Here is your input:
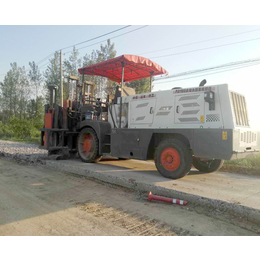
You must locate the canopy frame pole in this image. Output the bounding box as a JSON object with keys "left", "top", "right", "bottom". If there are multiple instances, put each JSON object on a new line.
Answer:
{"left": 150, "top": 72, "right": 154, "bottom": 92}
{"left": 60, "top": 50, "right": 63, "bottom": 107}
{"left": 81, "top": 69, "right": 85, "bottom": 104}
{"left": 119, "top": 62, "right": 124, "bottom": 129}
{"left": 67, "top": 77, "right": 70, "bottom": 99}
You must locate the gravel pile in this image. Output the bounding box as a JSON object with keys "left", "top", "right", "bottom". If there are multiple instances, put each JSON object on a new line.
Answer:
{"left": 0, "top": 140, "right": 48, "bottom": 164}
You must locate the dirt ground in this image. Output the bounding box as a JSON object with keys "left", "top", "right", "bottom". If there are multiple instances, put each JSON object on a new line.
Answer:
{"left": 0, "top": 158, "right": 257, "bottom": 236}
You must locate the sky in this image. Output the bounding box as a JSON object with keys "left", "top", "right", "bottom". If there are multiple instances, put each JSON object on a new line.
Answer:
{"left": 1, "top": 25, "right": 260, "bottom": 128}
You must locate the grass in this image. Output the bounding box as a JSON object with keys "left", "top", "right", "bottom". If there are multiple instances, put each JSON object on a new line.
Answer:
{"left": 225, "top": 154, "right": 260, "bottom": 170}
{"left": 0, "top": 136, "right": 40, "bottom": 145}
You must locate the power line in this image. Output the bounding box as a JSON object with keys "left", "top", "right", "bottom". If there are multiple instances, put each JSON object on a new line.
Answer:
{"left": 139, "top": 27, "right": 260, "bottom": 55}
{"left": 0, "top": 26, "right": 134, "bottom": 77}
{"left": 154, "top": 61, "right": 260, "bottom": 84}
{"left": 36, "top": 26, "right": 133, "bottom": 66}
{"left": 61, "top": 25, "right": 132, "bottom": 51}
{"left": 44, "top": 26, "right": 148, "bottom": 70}
{"left": 149, "top": 36, "right": 260, "bottom": 59}
{"left": 64, "top": 25, "right": 149, "bottom": 54}
{"left": 38, "top": 61, "right": 52, "bottom": 69}
{"left": 36, "top": 52, "right": 56, "bottom": 66}
{"left": 154, "top": 57, "right": 260, "bottom": 81}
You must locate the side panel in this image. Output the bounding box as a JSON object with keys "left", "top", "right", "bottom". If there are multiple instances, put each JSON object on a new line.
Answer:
{"left": 130, "top": 98, "right": 156, "bottom": 125}
{"left": 174, "top": 93, "right": 205, "bottom": 124}
{"left": 193, "top": 129, "right": 233, "bottom": 160}
{"left": 111, "top": 128, "right": 153, "bottom": 159}
{"left": 124, "top": 84, "right": 230, "bottom": 129}
{"left": 110, "top": 128, "right": 194, "bottom": 160}
{"left": 110, "top": 128, "right": 252, "bottom": 160}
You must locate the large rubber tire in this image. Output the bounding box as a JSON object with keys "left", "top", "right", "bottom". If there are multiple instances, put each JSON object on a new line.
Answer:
{"left": 154, "top": 138, "right": 192, "bottom": 179}
{"left": 193, "top": 157, "right": 224, "bottom": 173}
{"left": 77, "top": 128, "right": 101, "bottom": 163}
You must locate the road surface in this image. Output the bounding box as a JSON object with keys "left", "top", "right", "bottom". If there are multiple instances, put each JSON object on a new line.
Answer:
{"left": 0, "top": 158, "right": 257, "bottom": 236}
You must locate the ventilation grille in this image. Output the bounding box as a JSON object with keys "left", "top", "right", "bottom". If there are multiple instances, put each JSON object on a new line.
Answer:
{"left": 136, "top": 102, "right": 148, "bottom": 108}
{"left": 240, "top": 131, "right": 257, "bottom": 143}
{"left": 136, "top": 116, "right": 145, "bottom": 121}
{"left": 230, "top": 91, "right": 249, "bottom": 126}
{"left": 160, "top": 106, "right": 173, "bottom": 111}
{"left": 182, "top": 102, "right": 199, "bottom": 108}
{"left": 182, "top": 110, "right": 199, "bottom": 115}
{"left": 206, "top": 114, "right": 220, "bottom": 122}
{"left": 179, "top": 117, "right": 199, "bottom": 122}
{"left": 179, "top": 95, "right": 200, "bottom": 101}
{"left": 156, "top": 111, "right": 170, "bottom": 116}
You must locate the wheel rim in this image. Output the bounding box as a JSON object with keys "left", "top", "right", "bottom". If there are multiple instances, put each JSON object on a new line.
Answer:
{"left": 160, "top": 148, "right": 181, "bottom": 171}
{"left": 79, "top": 133, "right": 94, "bottom": 159}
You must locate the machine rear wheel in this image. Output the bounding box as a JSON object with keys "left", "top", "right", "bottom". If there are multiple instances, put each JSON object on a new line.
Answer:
{"left": 193, "top": 157, "right": 224, "bottom": 173}
{"left": 154, "top": 139, "right": 192, "bottom": 179}
{"left": 77, "top": 128, "right": 101, "bottom": 163}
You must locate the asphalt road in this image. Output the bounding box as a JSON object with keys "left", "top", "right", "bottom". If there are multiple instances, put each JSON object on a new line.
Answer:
{"left": 0, "top": 158, "right": 257, "bottom": 236}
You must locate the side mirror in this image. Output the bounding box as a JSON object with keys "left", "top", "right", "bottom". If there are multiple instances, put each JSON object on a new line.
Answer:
{"left": 204, "top": 91, "right": 215, "bottom": 111}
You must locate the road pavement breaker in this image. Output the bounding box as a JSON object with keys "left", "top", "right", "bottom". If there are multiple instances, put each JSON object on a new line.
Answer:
{"left": 40, "top": 55, "right": 260, "bottom": 179}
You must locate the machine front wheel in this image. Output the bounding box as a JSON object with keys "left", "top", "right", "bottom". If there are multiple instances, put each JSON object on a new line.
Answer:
{"left": 77, "top": 128, "right": 101, "bottom": 163}
{"left": 193, "top": 157, "right": 224, "bottom": 173}
{"left": 154, "top": 138, "right": 192, "bottom": 179}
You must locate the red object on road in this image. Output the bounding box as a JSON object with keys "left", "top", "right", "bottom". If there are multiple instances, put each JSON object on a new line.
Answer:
{"left": 147, "top": 192, "right": 188, "bottom": 206}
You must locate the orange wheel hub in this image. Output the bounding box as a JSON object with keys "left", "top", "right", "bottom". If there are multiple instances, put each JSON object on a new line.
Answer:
{"left": 83, "top": 134, "right": 93, "bottom": 153}
{"left": 160, "top": 148, "right": 181, "bottom": 171}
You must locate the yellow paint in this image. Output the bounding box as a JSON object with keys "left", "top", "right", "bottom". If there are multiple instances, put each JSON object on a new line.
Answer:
{"left": 200, "top": 115, "right": 204, "bottom": 122}
{"left": 222, "top": 131, "right": 228, "bottom": 140}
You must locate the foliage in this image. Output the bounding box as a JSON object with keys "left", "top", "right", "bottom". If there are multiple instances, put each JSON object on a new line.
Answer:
{"left": 0, "top": 39, "right": 157, "bottom": 144}
{"left": 0, "top": 63, "right": 30, "bottom": 120}
{"left": 126, "top": 78, "right": 151, "bottom": 94}
{"left": 0, "top": 116, "right": 42, "bottom": 141}
{"left": 28, "top": 61, "right": 42, "bottom": 114}
{"left": 63, "top": 47, "right": 82, "bottom": 78}
{"left": 43, "top": 51, "right": 61, "bottom": 104}
{"left": 82, "top": 39, "right": 117, "bottom": 98}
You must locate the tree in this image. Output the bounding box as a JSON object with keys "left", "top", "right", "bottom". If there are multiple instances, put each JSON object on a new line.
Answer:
{"left": 28, "top": 61, "right": 42, "bottom": 116}
{"left": 43, "top": 51, "right": 61, "bottom": 104}
{"left": 17, "top": 65, "right": 30, "bottom": 120}
{"left": 82, "top": 39, "right": 117, "bottom": 99}
{"left": 126, "top": 78, "right": 151, "bottom": 94}
{"left": 0, "top": 63, "right": 30, "bottom": 121}
{"left": 63, "top": 47, "right": 82, "bottom": 99}
{"left": 63, "top": 46, "right": 82, "bottom": 77}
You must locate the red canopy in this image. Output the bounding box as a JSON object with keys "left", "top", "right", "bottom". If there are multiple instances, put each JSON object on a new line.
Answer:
{"left": 78, "top": 54, "right": 168, "bottom": 83}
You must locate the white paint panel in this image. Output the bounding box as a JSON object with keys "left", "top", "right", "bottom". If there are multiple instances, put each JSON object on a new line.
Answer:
{"left": 130, "top": 98, "right": 157, "bottom": 126}
{"left": 174, "top": 93, "right": 205, "bottom": 124}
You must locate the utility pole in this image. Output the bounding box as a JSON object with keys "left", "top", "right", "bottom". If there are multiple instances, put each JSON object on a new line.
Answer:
{"left": 60, "top": 50, "right": 63, "bottom": 106}
{"left": 35, "top": 82, "right": 38, "bottom": 116}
